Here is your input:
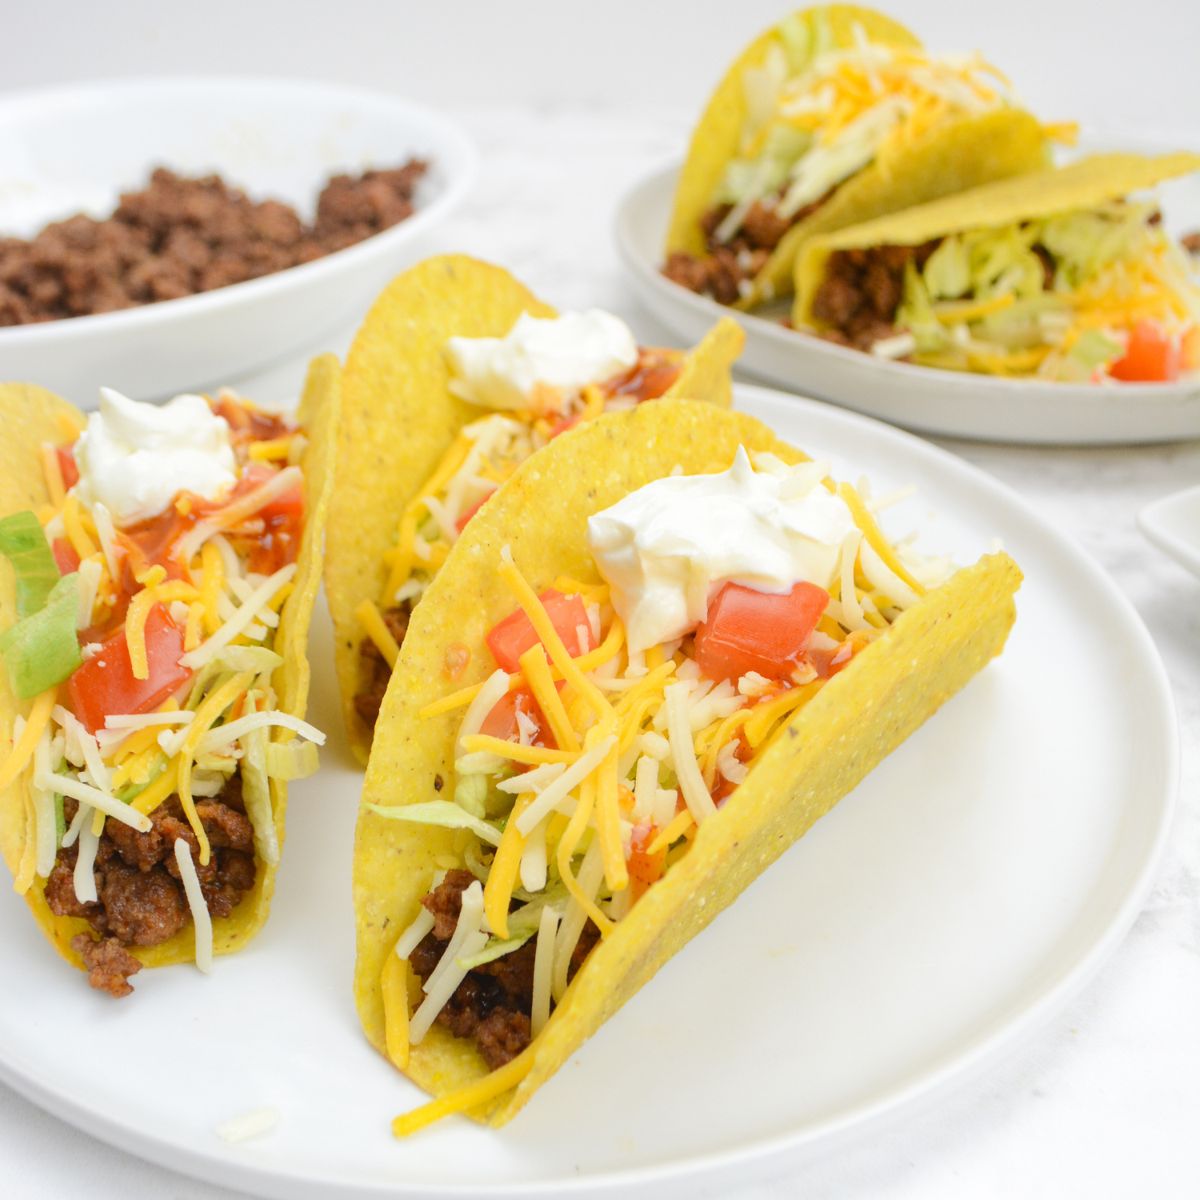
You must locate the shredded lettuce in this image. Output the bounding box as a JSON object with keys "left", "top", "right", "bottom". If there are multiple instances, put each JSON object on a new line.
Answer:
{"left": 0, "top": 511, "right": 60, "bottom": 619}
{"left": 241, "top": 723, "right": 280, "bottom": 866}
{"left": 265, "top": 739, "right": 319, "bottom": 781}
{"left": 777, "top": 12, "right": 812, "bottom": 74}
{"left": 0, "top": 573, "right": 82, "bottom": 698}
{"left": 456, "top": 935, "right": 531, "bottom": 971}
{"left": 1040, "top": 204, "right": 1150, "bottom": 290}
{"left": 716, "top": 124, "right": 812, "bottom": 207}
{"left": 922, "top": 237, "right": 970, "bottom": 300}
{"left": 454, "top": 771, "right": 489, "bottom": 818}
{"left": 216, "top": 646, "right": 283, "bottom": 675}
{"left": 365, "top": 801, "right": 502, "bottom": 847}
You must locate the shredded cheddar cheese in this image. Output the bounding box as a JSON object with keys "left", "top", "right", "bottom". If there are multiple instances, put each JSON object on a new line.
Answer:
{"left": 356, "top": 597, "right": 401, "bottom": 669}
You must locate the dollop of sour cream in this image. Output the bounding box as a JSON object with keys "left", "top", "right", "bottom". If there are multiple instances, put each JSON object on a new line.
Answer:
{"left": 587, "top": 448, "right": 855, "bottom": 653}
{"left": 445, "top": 310, "right": 639, "bottom": 412}
{"left": 73, "top": 387, "right": 237, "bottom": 525}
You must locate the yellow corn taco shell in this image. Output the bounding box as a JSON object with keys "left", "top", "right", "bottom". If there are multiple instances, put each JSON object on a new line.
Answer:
{"left": 353, "top": 399, "right": 1021, "bottom": 1126}
{"left": 664, "top": 5, "right": 1052, "bottom": 309}
{"left": 0, "top": 360, "right": 339, "bottom": 974}
{"left": 325, "top": 254, "right": 744, "bottom": 764}
{"left": 793, "top": 151, "right": 1200, "bottom": 328}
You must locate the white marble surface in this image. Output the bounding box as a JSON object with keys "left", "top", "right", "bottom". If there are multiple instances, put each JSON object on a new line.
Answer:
{"left": 2, "top": 102, "right": 1199, "bottom": 1199}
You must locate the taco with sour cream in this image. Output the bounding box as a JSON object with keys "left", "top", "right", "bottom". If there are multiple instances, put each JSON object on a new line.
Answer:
{"left": 324, "top": 254, "right": 744, "bottom": 764}
{"left": 352, "top": 399, "right": 1021, "bottom": 1132}
{"left": 662, "top": 5, "right": 1064, "bottom": 310}
{"left": 792, "top": 151, "right": 1200, "bottom": 380}
{"left": 0, "top": 363, "right": 336, "bottom": 996}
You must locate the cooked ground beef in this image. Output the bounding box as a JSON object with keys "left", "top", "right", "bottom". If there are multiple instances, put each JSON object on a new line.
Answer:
{"left": 811, "top": 241, "right": 940, "bottom": 350}
{"left": 662, "top": 194, "right": 827, "bottom": 304}
{"left": 44, "top": 774, "right": 257, "bottom": 997}
{"left": 410, "top": 869, "right": 600, "bottom": 1070}
{"left": 0, "top": 161, "right": 427, "bottom": 326}
{"left": 71, "top": 933, "right": 142, "bottom": 999}
{"left": 353, "top": 603, "right": 411, "bottom": 730}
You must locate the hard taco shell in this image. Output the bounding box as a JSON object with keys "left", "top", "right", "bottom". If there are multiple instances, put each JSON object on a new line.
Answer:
{"left": 0, "top": 359, "right": 339, "bottom": 973}
{"left": 325, "top": 255, "right": 743, "bottom": 764}
{"left": 664, "top": 5, "right": 1052, "bottom": 308}
{"left": 353, "top": 399, "right": 1021, "bottom": 1125}
{"left": 792, "top": 150, "right": 1200, "bottom": 328}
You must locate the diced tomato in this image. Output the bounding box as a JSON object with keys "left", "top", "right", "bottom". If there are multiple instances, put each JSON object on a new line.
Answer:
{"left": 211, "top": 394, "right": 293, "bottom": 445}
{"left": 119, "top": 509, "right": 193, "bottom": 582}
{"left": 52, "top": 537, "right": 80, "bottom": 575}
{"left": 1109, "top": 321, "right": 1182, "bottom": 383}
{"left": 628, "top": 824, "right": 667, "bottom": 901}
{"left": 455, "top": 493, "right": 491, "bottom": 534}
{"left": 67, "top": 604, "right": 192, "bottom": 734}
{"left": 56, "top": 445, "right": 80, "bottom": 490}
{"left": 485, "top": 589, "right": 592, "bottom": 673}
{"left": 808, "top": 630, "right": 870, "bottom": 680}
{"left": 548, "top": 412, "right": 583, "bottom": 439}
{"left": 226, "top": 463, "right": 305, "bottom": 574}
{"left": 695, "top": 581, "right": 830, "bottom": 683}
{"left": 238, "top": 463, "right": 303, "bottom": 521}
{"left": 479, "top": 686, "right": 556, "bottom": 749}
{"left": 601, "top": 348, "right": 683, "bottom": 403}
{"left": 1181, "top": 324, "right": 1200, "bottom": 372}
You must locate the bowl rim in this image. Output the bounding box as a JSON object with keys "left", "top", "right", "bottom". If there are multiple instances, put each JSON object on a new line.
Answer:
{"left": 0, "top": 75, "right": 479, "bottom": 346}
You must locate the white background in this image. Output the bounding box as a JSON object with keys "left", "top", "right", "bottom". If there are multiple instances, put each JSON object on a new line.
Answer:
{"left": 2, "top": 3, "right": 1200, "bottom": 1198}
{"left": 3, "top": 0, "right": 1199, "bottom": 139}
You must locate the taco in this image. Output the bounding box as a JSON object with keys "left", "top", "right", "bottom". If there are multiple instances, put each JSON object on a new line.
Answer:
{"left": 352, "top": 399, "right": 1021, "bottom": 1132}
{"left": 662, "top": 5, "right": 1062, "bottom": 310}
{"left": 0, "top": 362, "right": 337, "bottom": 996}
{"left": 325, "top": 254, "right": 744, "bottom": 764}
{"left": 793, "top": 151, "right": 1200, "bottom": 381}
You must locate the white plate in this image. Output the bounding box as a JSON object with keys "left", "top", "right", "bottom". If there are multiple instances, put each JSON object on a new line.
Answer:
{"left": 1138, "top": 483, "right": 1200, "bottom": 577}
{"left": 616, "top": 161, "right": 1200, "bottom": 444}
{"left": 0, "top": 78, "right": 476, "bottom": 407}
{"left": 0, "top": 386, "right": 1177, "bottom": 1198}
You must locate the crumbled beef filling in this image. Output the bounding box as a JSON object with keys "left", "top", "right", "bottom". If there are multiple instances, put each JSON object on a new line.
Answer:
{"left": 71, "top": 933, "right": 142, "bottom": 999}
{"left": 353, "top": 603, "right": 411, "bottom": 730}
{"left": 409, "top": 869, "right": 600, "bottom": 1070}
{"left": 46, "top": 772, "right": 256, "bottom": 998}
{"left": 662, "top": 194, "right": 827, "bottom": 305}
{"left": 813, "top": 237, "right": 1062, "bottom": 352}
{"left": 0, "top": 161, "right": 427, "bottom": 326}
{"left": 811, "top": 241, "right": 941, "bottom": 350}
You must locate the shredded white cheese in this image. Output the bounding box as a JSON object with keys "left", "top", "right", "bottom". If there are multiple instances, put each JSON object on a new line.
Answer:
{"left": 73, "top": 820, "right": 100, "bottom": 904}
{"left": 194, "top": 710, "right": 325, "bottom": 755}
{"left": 531, "top": 904, "right": 559, "bottom": 1036}
{"left": 215, "top": 1107, "right": 278, "bottom": 1143}
{"left": 410, "top": 881, "right": 487, "bottom": 1044}
{"left": 515, "top": 734, "right": 618, "bottom": 835}
{"left": 174, "top": 837, "right": 213, "bottom": 973}
{"left": 665, "top": 683, "right": 716, "bottom": 823}
{"left": 180, "top": 563, "right": 296, "bottom": 669}
{"left": 392, "top": 907, "right": 436, "bottom": 961}
{"left": 38, "top": 771, "right": 151, "bottom": 832}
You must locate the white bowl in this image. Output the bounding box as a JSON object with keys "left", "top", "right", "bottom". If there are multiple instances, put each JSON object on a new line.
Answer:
{"left": 1139, "top": 483, "right": 1200, "bottom": 577}
{"left": 616, "top": 160, "right": 1200, "bottom": 445}
{"left": 0, "top": 78, "right": 477, "bottom": 406}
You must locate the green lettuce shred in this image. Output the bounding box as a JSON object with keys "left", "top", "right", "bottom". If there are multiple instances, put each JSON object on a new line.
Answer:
{"left": 0, "top": 572, "right": 82, "bottom": 699}
{"left": 0, "top": 510, "right": 60, "bottom": 619}
{"left": 366, "top": 800, "right": 502, "bottom": 847}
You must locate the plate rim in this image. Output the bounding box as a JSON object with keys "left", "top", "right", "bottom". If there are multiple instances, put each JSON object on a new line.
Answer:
{"left": 616, "top": 157, "right": 1200, "bottom": 443}
{"left": 0, "top": 384, "right": 1180, "bottom": 1198}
